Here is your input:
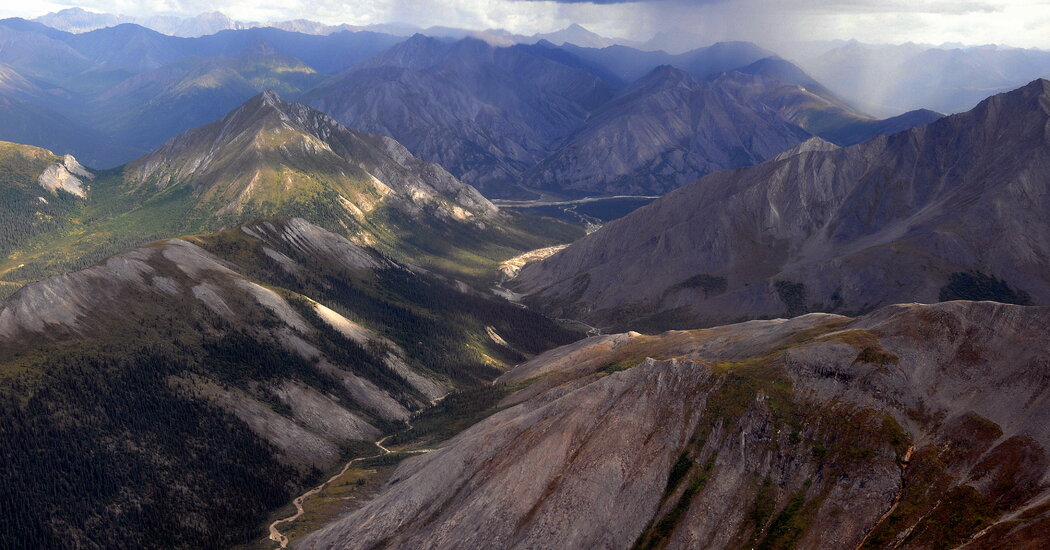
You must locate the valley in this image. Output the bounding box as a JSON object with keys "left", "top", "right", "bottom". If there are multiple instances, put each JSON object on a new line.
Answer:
{"left": 2, "top": 6, "right": 1050, "bottom": 550}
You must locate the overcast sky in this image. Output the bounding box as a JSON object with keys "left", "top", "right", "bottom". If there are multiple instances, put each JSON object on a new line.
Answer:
{"left": 6, "top": 0, "right": 1050, "bottom": 48}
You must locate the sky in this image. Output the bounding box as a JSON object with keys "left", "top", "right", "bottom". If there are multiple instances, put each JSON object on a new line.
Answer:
{"left": 4, "top": 0, "right": 1050, "bottom": 49}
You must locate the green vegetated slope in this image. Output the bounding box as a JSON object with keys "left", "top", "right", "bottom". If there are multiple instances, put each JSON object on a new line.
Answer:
{"left": 0, "top": 217, "right": 580, "bottom": 550}
{"left": 0, "top": 92, "right": 583, "bottom": 286}
{"left": 0, "top": 142, "right": 88, "bottom": 257}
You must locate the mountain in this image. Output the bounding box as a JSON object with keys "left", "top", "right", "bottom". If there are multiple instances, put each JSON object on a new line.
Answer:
{"left": 299, "top": 300, "right": 1050, "bottom": 549}
{"left": 0, "top": 17, "right": 403, "bottom": 77}
{"left": 0, "top": 93, "right": 580, "bottom": 284}
{"left": 0, "top": 64, "right": 133, "bottom": 167}
{"left": 33, "top": 7, "right": 126, "bottom": 34}
{"left": 0, "top": 216, "right": 577, "bottom": 549}
{"left": 0, "top": 18, "right": 405, "bottom": 167}
{"left": 124, "top": 90, "right": 496, "bottom": 225}
{"left": 305, "top": 35, "right": 616, "bottom": 197}
{"left": 0, "top": 20, "right": 97, "bottom": 85}
{"left": 512, "top": 80, "right": 1050, "bottom": 330}
{"left": 531, "top": 24, "right": 614, "bottom": 49}
{"left": 818, "top": 107, "right": 944, "bottom": 147}
{"left": 801, "top": 41, "right": 1050, "bottom": 115}
{"left": 139, "top": 11, "right": 243, "bottom": 37}
{"left": 34, "top": 8, "right": 245, "bottom": 37}
{"left": 523, "top": 66, "right": 811, "bottom": 195}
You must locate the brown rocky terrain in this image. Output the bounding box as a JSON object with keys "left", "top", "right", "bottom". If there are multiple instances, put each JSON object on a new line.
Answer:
{"left": 298, "top": 300, "right": 1050, "bottom": 549}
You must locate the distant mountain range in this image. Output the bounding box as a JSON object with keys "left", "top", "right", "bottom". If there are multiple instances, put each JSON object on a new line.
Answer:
{"left": 303, "top": 35, "right": 617, "bottom": 197}
{"left": 522, "top": 65, "right": 811, "bottom": 195}
{"left": 4, "top": 13, "right": 1050, "bottom": 550}
{"left": 4, "top": 15, "right": 1038, "bottom": 200}
{"left": 32, "top": 7, "right": 628, "bottom": 47}
{"left": 512, "top": 79, "right": 1050, "bottom": 330}
{"left": 304, "top": 35, "right": 939, "bottom": 197}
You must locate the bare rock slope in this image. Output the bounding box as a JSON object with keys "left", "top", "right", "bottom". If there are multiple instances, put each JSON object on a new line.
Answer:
{"left": 300, "top": 301, "right": 1050, "bottom": 549}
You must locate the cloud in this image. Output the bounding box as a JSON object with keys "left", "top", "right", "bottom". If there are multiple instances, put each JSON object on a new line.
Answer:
{"left": 16, "top": 0, "right": 1050, "bottom": 48}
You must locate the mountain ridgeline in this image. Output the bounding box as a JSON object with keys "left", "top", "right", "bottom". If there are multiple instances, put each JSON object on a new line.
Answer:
{"left": 513, "top": 79, "right": 1050, "bottom": 331}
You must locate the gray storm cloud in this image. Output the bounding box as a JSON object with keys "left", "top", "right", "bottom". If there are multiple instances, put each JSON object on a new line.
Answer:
{"left": 26, "top": 0, "right": 1050, "bottom": 48}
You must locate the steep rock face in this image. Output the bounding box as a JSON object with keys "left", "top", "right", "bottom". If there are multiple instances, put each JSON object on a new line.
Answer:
{"left": 523, "top": 66, "right": 811, "bottom": 195}
{"left": 513, "top": 79, "right": 1050, "bottom": 330}
{"left": 305, "top": 35, "right": 616, "bottom": 196}
{"left": 300, "top": 301, "right": 1050, "bottom": 549}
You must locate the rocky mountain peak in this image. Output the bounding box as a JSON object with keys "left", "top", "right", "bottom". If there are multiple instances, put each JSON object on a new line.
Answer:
{"left": 125, "top": 92, "right": 498, "bottom": 234}
{"left": 255, "top": 89, "right": 282, "bottom": 108}
{"left": 976, "top": 77, "right": 1050, "bottom": 117}
{"left": 639, "top": 64, "right": 697, "bottom": 86}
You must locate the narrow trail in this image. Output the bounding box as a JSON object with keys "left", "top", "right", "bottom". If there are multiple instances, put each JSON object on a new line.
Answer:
{"left": 267, "top": 429, "right": 431, "bottom": 549}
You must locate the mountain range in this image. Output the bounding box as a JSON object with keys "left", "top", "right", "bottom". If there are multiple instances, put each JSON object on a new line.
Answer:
{"left": 512, "top": 79, "right": 1050, "bottom": 330}
{"left": 32, "top": 7, "right": 629, "bottom": 48}
{"left": 522, "top": 65, "right": 811, "bottom": 195}
{"left": 0, "top": 16, "right": 946, "bottom": 199}
{"left": 304, "top": 35, "right": 940, "bottom": 197}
